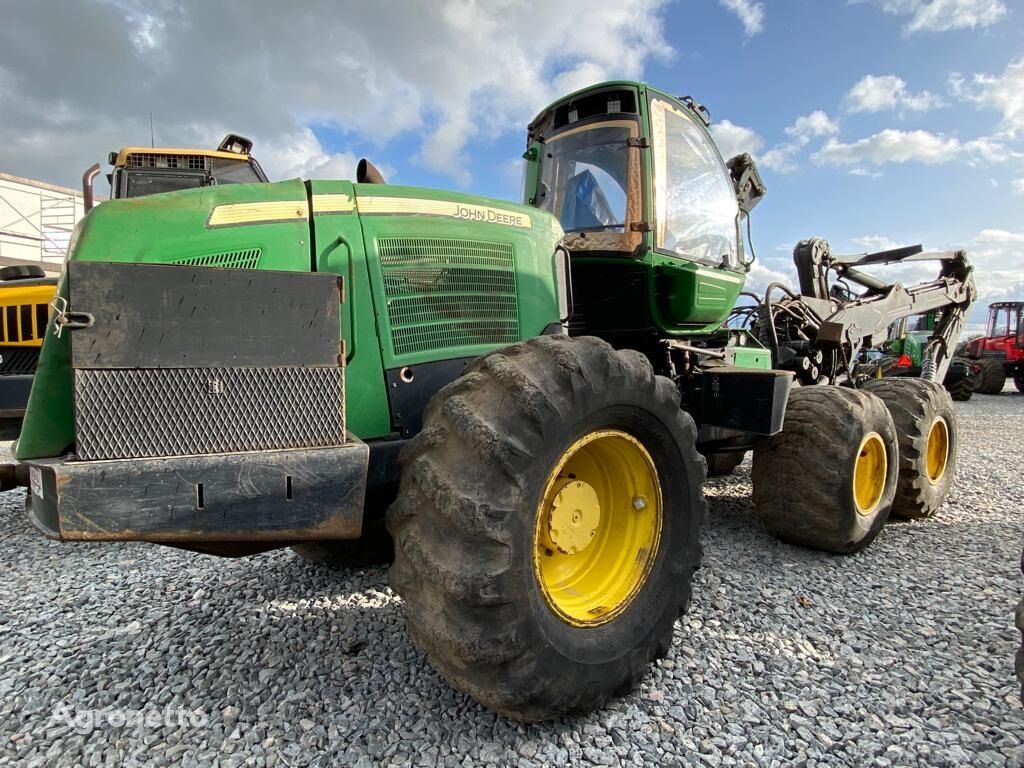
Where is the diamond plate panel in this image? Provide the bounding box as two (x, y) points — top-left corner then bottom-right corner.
(74, 367), (345, 461)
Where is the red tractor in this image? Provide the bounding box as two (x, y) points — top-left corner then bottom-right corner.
(965, 302), (1024, 394)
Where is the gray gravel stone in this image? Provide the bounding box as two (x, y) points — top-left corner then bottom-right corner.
(0, 393), (1022, 767)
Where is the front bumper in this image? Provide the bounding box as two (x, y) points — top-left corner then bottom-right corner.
(21, 442), (368, 543)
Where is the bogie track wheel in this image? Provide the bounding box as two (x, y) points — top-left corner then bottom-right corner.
(861, 378), (958, 520)
(386, 336), (706, 721)
(752, 385), (898, 554)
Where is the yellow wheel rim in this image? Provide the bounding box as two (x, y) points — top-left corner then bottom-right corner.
(925, 417), (949, 485)
(533, 429), (662, 627)
(853, 432), (887, 515)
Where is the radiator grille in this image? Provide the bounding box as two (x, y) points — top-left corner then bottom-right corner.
(170, 249), (262, 270)
(0, 347), (40, 375)
(127, 153), (210, 171)
(377, 237), (519, 356)
(0, 303), (49, 343)
(74, 366), (345, 461)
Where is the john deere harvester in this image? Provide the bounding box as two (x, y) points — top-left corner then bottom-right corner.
(2, 82), (975, 720)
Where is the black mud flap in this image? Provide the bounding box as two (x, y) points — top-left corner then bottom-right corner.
(26, 261), (365, 544)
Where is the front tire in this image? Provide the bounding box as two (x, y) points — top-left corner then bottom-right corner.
(861, 379), (957, 520)
(1015, 373), (1024, 394)
(752, 386), (898, 554)
(387, 336), (706, 721)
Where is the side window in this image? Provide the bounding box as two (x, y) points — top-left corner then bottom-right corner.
(650, 98), (741, 269)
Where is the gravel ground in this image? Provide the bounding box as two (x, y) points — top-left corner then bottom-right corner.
(1, 390), (1022, 768)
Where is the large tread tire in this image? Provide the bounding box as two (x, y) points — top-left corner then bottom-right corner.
(1015, 373), (1024, 394)
(976, 358), (1007, 394)
(386, 335), (706, 721)
(752, 385), (898, 554)
(942, 358), (977, 402)
(861, 379), (957, 520)
(290, 496), (394, 568)
(703, 451), (745, 477)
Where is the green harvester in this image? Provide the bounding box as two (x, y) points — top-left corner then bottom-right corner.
(4, 82), (975, 720)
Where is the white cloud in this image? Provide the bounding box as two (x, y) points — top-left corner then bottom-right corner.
(975, 228), (1024, 244)
(1011, 179), (1024, 196)
(744, 258), (795, 295)
(950, 57), (1024, 136)
(709, 119), (764, 161)
(870, 0), (1008, 34)
(849, 168), (885, 178)
(0, 0), (674, 188)
(813, 129), (961, 166)
(845, 74), (945, 113)
(785, 111), (840, 142)
(851, 235), (905, 252)
(759, 147), (796, 173)
(718, 0), (766, 37)
(258, 129), (360, 181)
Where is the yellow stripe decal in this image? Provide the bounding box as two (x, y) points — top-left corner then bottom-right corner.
(206, 201), (308, 228)
(310, 193), (355, 214)
(695, 266), (745, 284)
(356, 197), (532, 229)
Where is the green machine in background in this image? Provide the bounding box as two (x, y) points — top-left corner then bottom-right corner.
(3, 82), (974, 721)
(864, 310), (981, 401)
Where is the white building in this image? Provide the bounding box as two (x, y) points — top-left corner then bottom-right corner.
(0, 172), (84, 276)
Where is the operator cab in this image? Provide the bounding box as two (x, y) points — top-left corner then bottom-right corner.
(108, 135), (269, 200)
(985, 302), (1024, 346)
(82, 134), (270, 209)
(523, 82), (764, 343)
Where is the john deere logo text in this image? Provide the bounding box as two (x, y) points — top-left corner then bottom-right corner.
(454, 205), (528, 228)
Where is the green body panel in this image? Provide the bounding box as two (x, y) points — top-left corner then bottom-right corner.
(352, 184), (563, 370)
(653, 261), (745, 330)
(307, 179), (392, 440)
(730, 345), (772, 370)
(17, 178), (564, 456)
(522, 81), (747, 337)
(883, 330), (923, 367)
(16, 280), (73, 459)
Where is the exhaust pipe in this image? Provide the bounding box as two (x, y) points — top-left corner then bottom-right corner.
(82, 163), (101, 212)
(357, 158), (386, 184)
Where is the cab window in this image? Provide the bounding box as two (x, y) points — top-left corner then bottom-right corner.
(650, 97), (741, 269)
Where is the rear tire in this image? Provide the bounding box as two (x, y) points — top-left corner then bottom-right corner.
(752, 385), (898, 554)
(976, 358), (1006, 394)
(387, 336), (706, 721)
(861, 379), (957, 520)
(703, 451), (745, 477)
(1015, 373), (1024, 394)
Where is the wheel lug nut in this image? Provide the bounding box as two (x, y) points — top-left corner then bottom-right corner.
(632, 496), (647, 511)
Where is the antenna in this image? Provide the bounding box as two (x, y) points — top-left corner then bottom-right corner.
(149, 112), (154, 147)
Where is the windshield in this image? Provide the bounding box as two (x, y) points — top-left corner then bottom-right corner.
(650, 97), (741, 269)
(213, 160), (264, 184)
(538, 124), (632, 232)
(124, 170), (210, 198)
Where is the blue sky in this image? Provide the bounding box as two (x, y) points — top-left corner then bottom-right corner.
(306, 0), (1024, 322)
(1, 0), (1021, 325)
